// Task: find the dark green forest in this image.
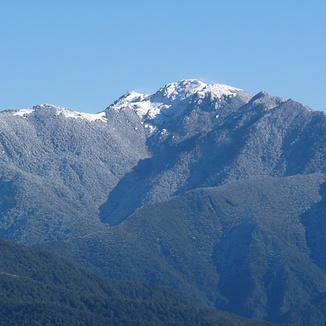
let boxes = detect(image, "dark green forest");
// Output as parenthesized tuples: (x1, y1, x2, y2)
(0, 239, 276, 326)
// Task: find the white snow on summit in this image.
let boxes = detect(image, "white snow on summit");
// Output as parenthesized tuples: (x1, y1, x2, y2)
(109, 79, 242, 124)
(153, 79, 241, 101)
(12, 108, 35, 116)
(12, 104, 107, 122)
(11, 79, 243, 126)
(57, 108, 107, 122)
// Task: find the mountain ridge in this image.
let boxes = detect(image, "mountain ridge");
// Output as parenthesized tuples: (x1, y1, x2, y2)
(100, 89, 326, 226)
(1, 79, 326, 325)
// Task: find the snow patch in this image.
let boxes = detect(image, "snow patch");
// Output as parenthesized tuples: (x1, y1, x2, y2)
(12, 104, 107, 122)
(57, 109, 107, 122)
(144, 123, 157, 134)
(12, 108, 35, 116)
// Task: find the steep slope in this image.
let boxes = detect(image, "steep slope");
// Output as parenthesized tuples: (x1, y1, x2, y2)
(100, 91, 326, 225)
(44, 174, 326, 325)
(0, 239, 275, 326)
(0, 104, 149, 242)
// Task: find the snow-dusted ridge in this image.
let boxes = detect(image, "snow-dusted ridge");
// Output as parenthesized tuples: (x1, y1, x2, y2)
(57, 109, 107, 122)
(108, 79, 244, 124)
(12, 108, 35, 117)
(11, 80, 245, 124)
(12, 104, 107, 122)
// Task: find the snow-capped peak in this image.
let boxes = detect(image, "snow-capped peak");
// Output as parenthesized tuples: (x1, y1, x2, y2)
(108, 79, 243, 124)
(118, 91, 148, 103)
(154, 79, 206, 100)
(152, 79, 242, 102)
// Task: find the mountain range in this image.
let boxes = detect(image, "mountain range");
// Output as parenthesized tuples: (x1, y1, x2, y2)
(1, 79, 326, 325)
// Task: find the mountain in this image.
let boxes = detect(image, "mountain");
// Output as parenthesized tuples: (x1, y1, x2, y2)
(42, 174, 326, 325)
(100, 88, 326, 225)
(0, 104, 149, 243)
(2, 239, 277, 326)
(1, 79, 326, 325)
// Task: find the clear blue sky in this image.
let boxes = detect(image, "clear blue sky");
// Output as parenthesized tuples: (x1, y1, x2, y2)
(1, 0, 325, 113)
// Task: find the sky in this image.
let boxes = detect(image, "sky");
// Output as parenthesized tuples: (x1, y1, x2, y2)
(1, 0, 325, 113)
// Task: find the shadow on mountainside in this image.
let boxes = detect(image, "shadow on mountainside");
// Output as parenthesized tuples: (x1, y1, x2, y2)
(99, 105, 268, 226)
(301, 180, 326, 272)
